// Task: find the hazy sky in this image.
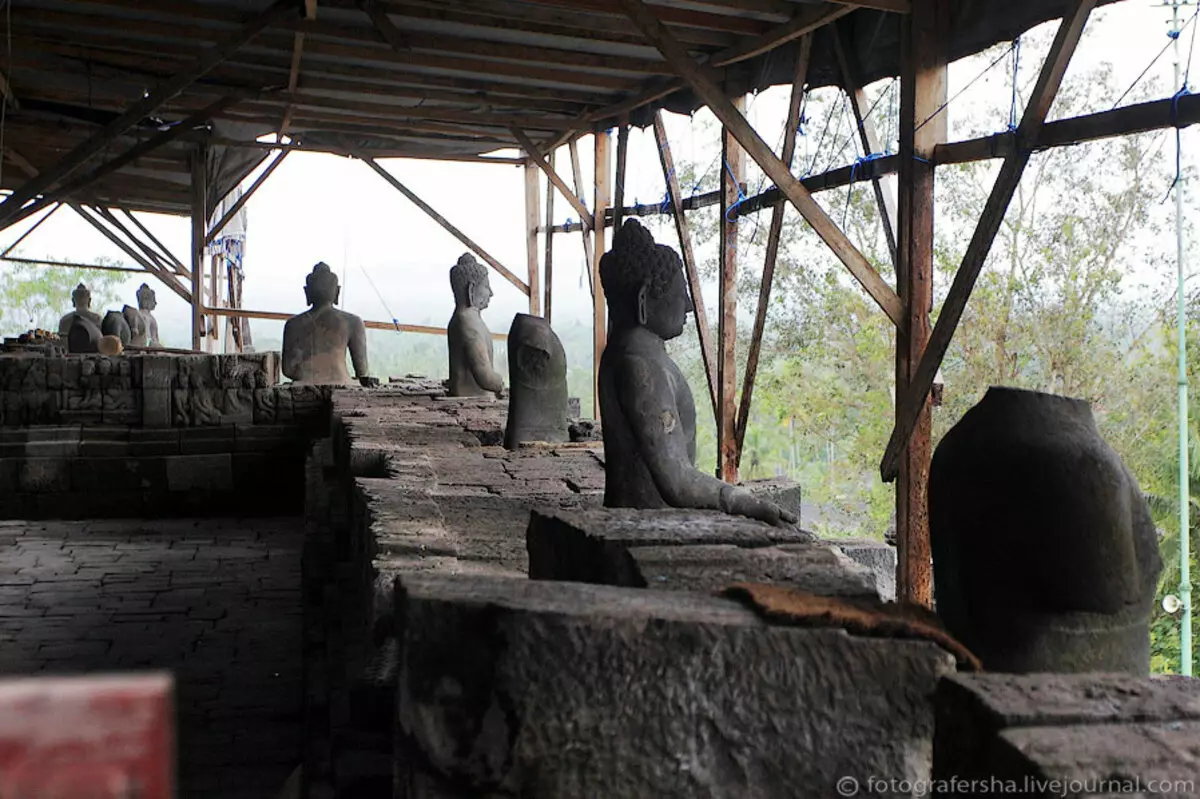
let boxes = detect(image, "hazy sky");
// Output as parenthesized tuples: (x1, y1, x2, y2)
(1, 0, 1192, 349)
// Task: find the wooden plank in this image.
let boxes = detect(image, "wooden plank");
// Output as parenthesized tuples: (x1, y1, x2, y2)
(717, 95, 745, 483)
(72, 204, 191, 302)
(592, 130, 611, 420)
(0, 203, 59, 258)
(360, 0, 412, 50)
(829, 0, 911, 11)
(94, 206, 175, 276)
(544, 149, 556, 325)
(525, 161, 542, 316)
(206, 148, 290, 244)
(0, 1, 291, 227)
(619, 0, 905, 328)
(121, 209, 188, 274)
(206, 305, 507, 338)
(1, 255, 153, 274)
(711, 3, 852, 68)
(613, 116, 630, 233)
(880, 0, 1098, 483)
(569, 137, 595, 296)
(654, 111, 717, 416)
(834, 21, 899, 264)
(360, 155, 530, 295)
(191, 145, 207, 350)
(512, 127, 593, 229)
(736, 34, 811, 455)
(0, 69, 20, 110)
(891, 0, 947, 609)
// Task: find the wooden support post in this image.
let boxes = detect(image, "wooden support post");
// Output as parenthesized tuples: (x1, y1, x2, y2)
(654, 111, 718, 416)
(892, 0, 947, 609)
(737, 35, 812, 456)
(718, 96, 745, 483)
(360, 156, 530, 297)
(191, 146, 207, 352)
(512, 128, 592, 229)
(834, 22, 899, 264)
(544, 150, 556, 324)
(206, 148, 290, 245)
(524, 161, 542, 316)
(613, 117, 630, 233)
(592, 131, 611, 420)
(619, 0, 903, 328)
(881, 0, 1097, 483)
(0, 2, 289, 227)
(569, 137, 595, 296)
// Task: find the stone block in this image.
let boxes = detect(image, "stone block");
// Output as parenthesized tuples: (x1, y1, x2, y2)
(71, 458, 143, 492)
(934, 673, 1200, 794)
(234, 424, 300, 453)
(18, 458, 71, 492)
(23, 440, 80, 459)
(526, 507, 815, 584)
(835, 539, 897, 602)
(741, 477, 803, 522)
(395, 573, 954, 798)
(165, 454, 232, 491)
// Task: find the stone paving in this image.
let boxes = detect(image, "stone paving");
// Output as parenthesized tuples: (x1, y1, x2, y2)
(0, 517, 303, 798)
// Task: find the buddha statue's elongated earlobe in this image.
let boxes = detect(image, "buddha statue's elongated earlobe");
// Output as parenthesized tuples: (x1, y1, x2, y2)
(637, 283, 649, 327)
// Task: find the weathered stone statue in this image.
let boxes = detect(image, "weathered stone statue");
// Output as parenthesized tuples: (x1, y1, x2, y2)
(447, 254, 504, 397)
(504, 313, 568, 449)
(282, 262, 377, 387)
(124, 304, 147, 347)
(101, 309, 131, 345)
(57, 283, 103, 338)
(66, 315, 101, 354)
(136, 283, 161, 348)
(597, 219, 796, 527)
(930, 387, 1163, 674)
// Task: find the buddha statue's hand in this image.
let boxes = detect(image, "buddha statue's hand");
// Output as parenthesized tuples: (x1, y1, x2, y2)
(723, 487, 798, 527)
(358, 376, 380, 388)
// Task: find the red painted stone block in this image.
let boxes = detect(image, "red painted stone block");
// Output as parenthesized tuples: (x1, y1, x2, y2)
(0, 673, 174, 799)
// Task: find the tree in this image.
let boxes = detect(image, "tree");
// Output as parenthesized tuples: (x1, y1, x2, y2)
(0, 257, 126, 335)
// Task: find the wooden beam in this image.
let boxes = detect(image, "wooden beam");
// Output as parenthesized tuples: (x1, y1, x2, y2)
(834, 22, 899, 265)
(206, 305, 507, 339)
(711, 3, 852, 68)
(654, 111, 717, 417)
(619, 0, 904, 328)
(511, 127, 593, 229)
(718, 95, 745, 483)
(828, 0, 911, 11)
(592, 130, 611, 420)
(206, 149, 290, 244)
(524, 161, 542, 316)
(881, 0, 1097, 483)
(1, 255, 150, 274)
(544, 149, 556, 325)
(613, 116, 630, 234)
(360, 156, 530, 296)
(0, 70, 20, 110)
(121, 209, 187, 275)
(360, 0, 412, 50)
(1, 203, 60, 258)
(93, 206, 175, 277)
(72, 204, 191, 303)
(569, 137, 595, 297)
(191, 145, 207, 350)
(0, 1, 291, 228)
(736, 34, 811, 457)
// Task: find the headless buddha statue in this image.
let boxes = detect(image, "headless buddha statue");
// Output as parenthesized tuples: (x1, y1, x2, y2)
(282, 262, 377, 387)
(597, 219, 795, 527)
(446, 254, 504, 397)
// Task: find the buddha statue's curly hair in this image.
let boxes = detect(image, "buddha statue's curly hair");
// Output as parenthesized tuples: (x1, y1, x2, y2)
(71, 283, 91, 305)
(306, 261, 339, 302)
(449, 253, 489, 305)
(136, 283, 155, 308)
(599, 219, 682, 303)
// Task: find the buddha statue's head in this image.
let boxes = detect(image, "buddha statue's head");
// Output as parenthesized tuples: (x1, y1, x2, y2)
(450, 253, 492, 311)
(136, 283, 157, 312)
(600, 219, 692, 340)
(304, 261, 340, 307)
(71, 283, 92, 312)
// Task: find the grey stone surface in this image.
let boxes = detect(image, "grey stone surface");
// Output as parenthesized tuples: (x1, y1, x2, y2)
(526, 506, 815, 584)
(742, 477, 803, 522)
(281, 262, 373, 387)
(166, 453, 233, 491)
(446, 254, 503, 398)
(934, 673, 1200, 796)
(394, 573, 955, 799)
(835, 539, 897, 602)
(504, 313, 568, 449)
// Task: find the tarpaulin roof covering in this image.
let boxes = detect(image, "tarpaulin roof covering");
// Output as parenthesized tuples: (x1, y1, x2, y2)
(0, 0, 1123, 216)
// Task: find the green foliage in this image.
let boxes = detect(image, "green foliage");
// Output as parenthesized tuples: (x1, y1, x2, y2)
(0, 257, 126, 334)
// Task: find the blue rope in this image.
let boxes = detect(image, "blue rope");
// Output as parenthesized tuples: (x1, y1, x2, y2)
(842, 152, 890, 227)
(723, 159, 747, 221)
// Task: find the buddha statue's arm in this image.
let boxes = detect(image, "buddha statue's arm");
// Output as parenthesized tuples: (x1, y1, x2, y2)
(281, 319, 301, 380)
(347, 315, 373, 384)
(617, 355, 795, 526)
(465, 326, 504, 394)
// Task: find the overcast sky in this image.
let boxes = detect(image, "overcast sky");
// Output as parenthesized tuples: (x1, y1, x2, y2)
(1, 0, 1192, 349)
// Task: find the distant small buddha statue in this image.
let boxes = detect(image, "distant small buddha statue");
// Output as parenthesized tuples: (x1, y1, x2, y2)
(282, 262, 377, 387)
(447, 253, 504, 397)
(58, 283, 103, 338)
(136, 283, 161, 348)
(503, 313, 568, 449)
(598, 219, 796, 527)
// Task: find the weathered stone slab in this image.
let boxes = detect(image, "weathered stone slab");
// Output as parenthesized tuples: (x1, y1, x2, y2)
(621, 543, 878, 596)
(742, 477, 803, 522)
(935, 673, 1200, 794)
(395, 573, 955, 799)
(835, 539, 897, 602)
(164, 454, 232, 491)
(526, 507, 816, 585)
